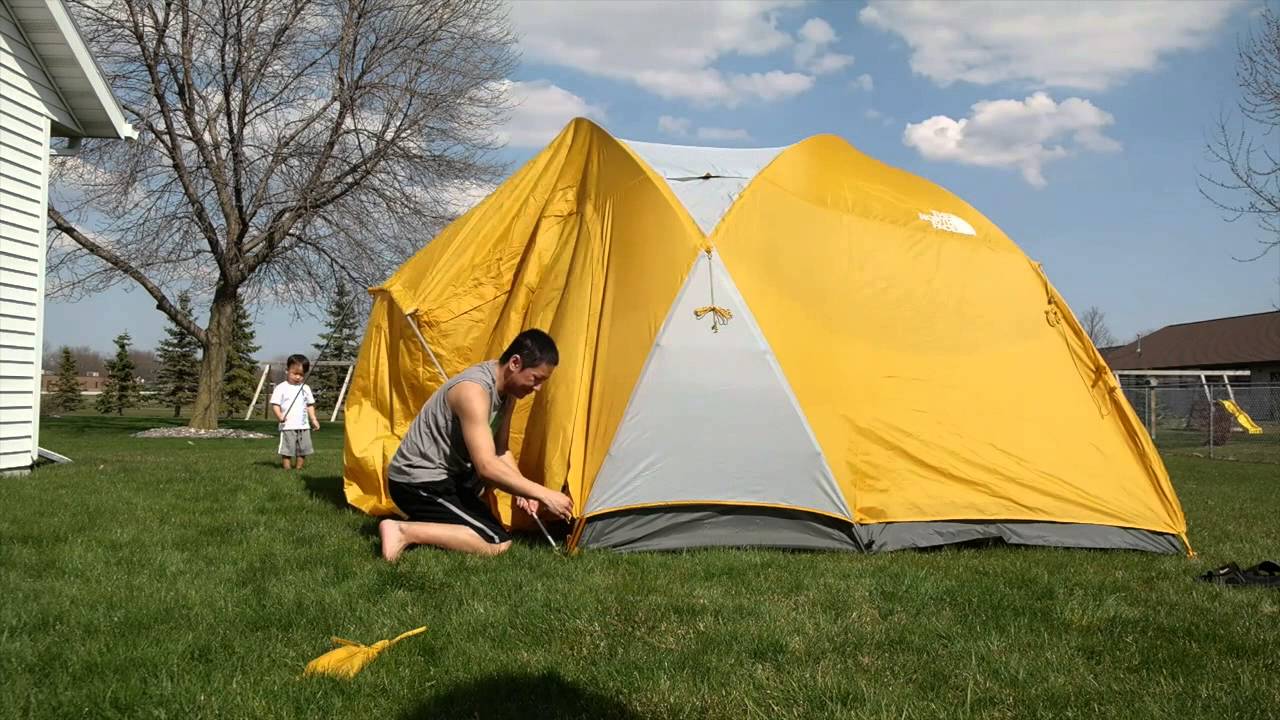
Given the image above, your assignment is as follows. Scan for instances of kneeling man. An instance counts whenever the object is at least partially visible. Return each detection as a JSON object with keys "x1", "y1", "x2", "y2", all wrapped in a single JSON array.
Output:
[{"x1": 379, "y1": 329, "x2": 574, "y2": 561}]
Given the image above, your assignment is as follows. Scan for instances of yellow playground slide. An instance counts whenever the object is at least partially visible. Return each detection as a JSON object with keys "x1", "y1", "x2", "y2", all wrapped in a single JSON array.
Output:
[{"x1": 1219, "y1": 400, "x2": 1264, "y2": 434}]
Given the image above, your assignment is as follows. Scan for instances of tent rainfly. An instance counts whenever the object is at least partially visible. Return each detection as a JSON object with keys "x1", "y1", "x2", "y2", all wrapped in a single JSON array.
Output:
[{"x1": 341, "y1": 118, "x2": 1191, "y2": 556}]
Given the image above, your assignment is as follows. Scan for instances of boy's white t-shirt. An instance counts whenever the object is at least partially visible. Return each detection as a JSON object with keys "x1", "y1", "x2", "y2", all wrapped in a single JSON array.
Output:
[{"x1": 270, "y1": 382, "x2": 314, "y2": 429}]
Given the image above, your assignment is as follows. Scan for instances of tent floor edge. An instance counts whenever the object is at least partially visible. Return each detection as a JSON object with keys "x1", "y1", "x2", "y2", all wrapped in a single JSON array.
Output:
[
  {"x1": 576, "y1": 505, "x2": 862, "y2": 553},
  {"x1": 573, "y1": 506, "x2": 1186, "y2": 555},
  {"x1": 854, "y1": 520, "x2": 1185, "y2": 555}
]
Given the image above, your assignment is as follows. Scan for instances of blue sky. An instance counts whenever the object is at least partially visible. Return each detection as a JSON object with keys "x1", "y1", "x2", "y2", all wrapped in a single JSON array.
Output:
[{"x1": 44, "y1": 0, "x2": 1278, "y2": 360}]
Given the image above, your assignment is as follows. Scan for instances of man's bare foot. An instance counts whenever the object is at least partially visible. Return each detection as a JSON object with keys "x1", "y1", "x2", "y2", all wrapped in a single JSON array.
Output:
[{"x1": 379, "y1": 519, "x2": 407, "y2": 563}]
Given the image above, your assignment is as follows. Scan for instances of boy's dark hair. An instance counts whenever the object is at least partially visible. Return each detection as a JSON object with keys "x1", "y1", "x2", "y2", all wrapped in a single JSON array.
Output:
[
  {"x1": 286, "y1": 354, "x2": 310, "y2": 373},
  {"x1": 500, "y1": 329, "x2": 558, "y2": 368}
]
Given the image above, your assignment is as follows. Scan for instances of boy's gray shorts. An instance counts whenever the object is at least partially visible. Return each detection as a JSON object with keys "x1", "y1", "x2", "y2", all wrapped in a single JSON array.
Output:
[{"x1": 278, "y1": 428, "x2": 313, "y2": 457}]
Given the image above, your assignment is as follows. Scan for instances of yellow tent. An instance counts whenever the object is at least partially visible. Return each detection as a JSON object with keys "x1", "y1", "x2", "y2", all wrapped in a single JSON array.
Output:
[{"x1": 342, "y1": 118, "x2": 1191, "y2": 555}]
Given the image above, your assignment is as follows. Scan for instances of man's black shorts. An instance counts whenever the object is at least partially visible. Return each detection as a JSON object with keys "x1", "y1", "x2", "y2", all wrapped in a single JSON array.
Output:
[{"x1": 388, "y1": 479, "x2": 511, "y2": 545}]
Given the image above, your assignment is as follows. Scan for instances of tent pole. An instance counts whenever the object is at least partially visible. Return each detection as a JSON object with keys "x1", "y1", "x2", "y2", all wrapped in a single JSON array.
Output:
[{"x1": 404, "y1": 312, "x2": 449, "y2": 383}]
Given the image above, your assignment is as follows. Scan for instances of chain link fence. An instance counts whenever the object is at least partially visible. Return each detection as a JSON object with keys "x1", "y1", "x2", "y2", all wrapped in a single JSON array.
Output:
[{"x1": 1118, "y1": 381, "x2": 1280, "y2": 464}]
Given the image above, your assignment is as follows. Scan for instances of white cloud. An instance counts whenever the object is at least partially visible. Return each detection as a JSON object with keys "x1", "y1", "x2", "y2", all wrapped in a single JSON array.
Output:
[
  {"x1": 441, "y1": 180, "x2": 497, "y2": 215},
  {"x1": 860, "y1": 0, "x2": 1243, "y2": 91},
  {"x1": 657, "y1": 115, "x2": 752, "y2": 143},
  {"x1": 864, "y1": 108, "x2": 893, "y2": 126},
  {"x1": 808, "y1": 53, "x2": 855, "y2": 75},
  {"x1": 696, "y1": 127, "x2": 752, "y2": 142},
  {"x1": 798, "y1": 16, "x2": 836, "y2": 45},
  {"x1": 495, "y1": 80, "x2": 605, "y2": 148},
  {"x1": 658, "y1": 115, "x2": 692, "y2": 137},
  {"x1": 509, "y1": 1, "x2": 819, "y2": 106},
  {"x1": 794, "y1": 17, "x2": 854, "y2": 75},
  {"x1": 902, "y1": 92, "x2": 1120, "y2": 187},
  {"x1": 728, "y1": 71, "x2": 815, "y2": 102},
  {"x1": 851, "y1": 73, "x2": 874, "y2": 91}
]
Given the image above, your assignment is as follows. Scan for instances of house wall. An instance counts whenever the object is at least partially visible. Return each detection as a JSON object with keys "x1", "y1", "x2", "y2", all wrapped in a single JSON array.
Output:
[
  {"x1": 39, "y1": 373, "x2": 107, "y2": 393},
  {"x1": 1, "y1": 0, "x2": 57, "y2": 472},
  {"x1": 1248, "y1": 363, "x2": 1280, "y2": 383}
]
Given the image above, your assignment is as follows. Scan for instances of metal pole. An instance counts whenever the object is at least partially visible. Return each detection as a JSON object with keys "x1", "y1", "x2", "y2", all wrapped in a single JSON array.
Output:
[
  {"x1": 1209, "y1": 384, "x2": 1215, "y2": 459},
  {"x1": 1147, "y1": 382, "x2": 1156, "y2": 440},
  {"x1": 330, "y1": 363, "x2": 355, "y2": 423},
  {"x1": 244, "y1": 363, "x2": 270, "y2": 420},
  {"x1": 262, "y1": 370, "x2": 274, "y2": 419}
]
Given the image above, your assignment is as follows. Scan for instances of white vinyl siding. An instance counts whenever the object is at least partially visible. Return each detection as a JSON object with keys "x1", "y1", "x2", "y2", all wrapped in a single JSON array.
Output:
[
  {"x1": 0, "y1": 0, "x2": 52, "y2": 472},
  {"x1": 0, "y1": 1, "x2": 77, "y2": 131}
]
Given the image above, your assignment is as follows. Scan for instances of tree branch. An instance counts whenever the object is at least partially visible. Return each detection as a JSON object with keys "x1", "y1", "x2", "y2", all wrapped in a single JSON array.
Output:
[{"x1": 48, "y1": 205, "x2": 209, "y2": 346}]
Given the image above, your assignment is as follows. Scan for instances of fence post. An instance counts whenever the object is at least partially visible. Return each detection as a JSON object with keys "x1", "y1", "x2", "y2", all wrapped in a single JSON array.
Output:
[
  {"x1": 1147, "y1": 379, "x2": 1157, "y2": 441},
  {"x1": 1209, "y1": 385, "x2": 1215, "y2": 460}
]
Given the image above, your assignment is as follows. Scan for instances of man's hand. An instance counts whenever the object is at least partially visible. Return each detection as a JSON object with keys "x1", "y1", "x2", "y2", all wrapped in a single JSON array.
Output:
[
  {"x1": 515, "y1": 496, "x2": 540, "y2": 516},
  {"x1": 537, "y1": 489, "x2": 574, "y2": 521}
]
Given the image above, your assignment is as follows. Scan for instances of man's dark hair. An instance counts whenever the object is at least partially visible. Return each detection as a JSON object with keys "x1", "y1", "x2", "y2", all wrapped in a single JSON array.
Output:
[
  {"x1": 286, "y1": 353, "x2": 311, "y2": 373},
  {"x1": 500, "y1": 329, "x2": 558, "y2": 368}
]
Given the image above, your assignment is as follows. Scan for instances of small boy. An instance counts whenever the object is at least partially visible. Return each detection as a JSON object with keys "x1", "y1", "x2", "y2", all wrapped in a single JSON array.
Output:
[{"x1": 270, "y1": 353, "x2": 320, "y2": 469}]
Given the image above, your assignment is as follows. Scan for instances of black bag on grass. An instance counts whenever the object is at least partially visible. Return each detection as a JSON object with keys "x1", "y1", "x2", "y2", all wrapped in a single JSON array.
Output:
[{"x1": 1196, "y1": 561, "x2": 1280, "y2": 588}]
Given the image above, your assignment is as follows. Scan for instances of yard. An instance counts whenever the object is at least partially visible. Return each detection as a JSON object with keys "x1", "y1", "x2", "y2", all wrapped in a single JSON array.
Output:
[{"x1": 3, "y1": 416, "x2": 1278, "y2": 719}]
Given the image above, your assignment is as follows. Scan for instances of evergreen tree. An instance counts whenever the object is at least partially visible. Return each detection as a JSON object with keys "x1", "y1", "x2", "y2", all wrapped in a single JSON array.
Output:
[
  {"x1": 95, "y1": 332, "x2": 138, "y2": 416},
  {"x1": 156, "y1": 292, "x2": 202, "y2": 418},
  {"x1": 50, "y1": 347, "x2": 84, "y2": 413},
  {"x1": 310, "y1": 283, "x2": 361, "y2": 412},
  {"x1": 221, "y1": 299, "x2": 261, "y2": 417}
]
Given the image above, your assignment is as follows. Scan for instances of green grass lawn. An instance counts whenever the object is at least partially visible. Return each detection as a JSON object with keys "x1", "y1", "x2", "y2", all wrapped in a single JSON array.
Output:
[
  {"x1": 1154, "y1": 425, "x2": 1280, "y2": 465},
  {"x1": 3, "y1": 417, "x2": 1278, "y2": 719}
]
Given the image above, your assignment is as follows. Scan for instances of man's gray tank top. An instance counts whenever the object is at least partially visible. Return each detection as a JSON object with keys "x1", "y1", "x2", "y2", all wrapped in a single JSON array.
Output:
[{"x1": 387, "y1": 360, "x2": 508, "y2": 489}]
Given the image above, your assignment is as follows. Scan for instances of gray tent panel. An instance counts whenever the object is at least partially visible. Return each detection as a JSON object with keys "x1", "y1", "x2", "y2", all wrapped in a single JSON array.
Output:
[
  {"x1": 855, "y1": 520, "x2": 1184, "y2": 554},
  {"x1": 585, "y1": 250, "x2": 849, "y2": 520},
  {"x1": 618, "y1": 140, "x2": 790, "y2": 234},
  {"x1": 578, "y1": 506, "x2": 861, "y2": 553}
]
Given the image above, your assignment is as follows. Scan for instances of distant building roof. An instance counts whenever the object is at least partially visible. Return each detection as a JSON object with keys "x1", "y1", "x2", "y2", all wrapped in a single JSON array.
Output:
[{"x1": 1103, "y1": 310, "x2": 1280, "y2": 370}]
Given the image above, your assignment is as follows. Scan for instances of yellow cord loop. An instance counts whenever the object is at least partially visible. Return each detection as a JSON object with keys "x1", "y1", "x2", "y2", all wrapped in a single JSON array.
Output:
[{"x1": 693, "y1": 249, "x2": 733, "y2": 332}]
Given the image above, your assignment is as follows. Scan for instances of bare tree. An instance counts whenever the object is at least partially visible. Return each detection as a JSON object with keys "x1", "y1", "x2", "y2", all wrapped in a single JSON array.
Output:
[
  {"x1": 44, "y1": 346, "x2": 108, "y2": 376},
  {"x1": 1200, "y1": 4, "x2": 1280, "y2": 293},
  {"x1": 1080, "y1": 306, "x2": 1117, "y2": 348},
  {"x1": 48, "y1": 0, "x2": 516, "y2": 428}
]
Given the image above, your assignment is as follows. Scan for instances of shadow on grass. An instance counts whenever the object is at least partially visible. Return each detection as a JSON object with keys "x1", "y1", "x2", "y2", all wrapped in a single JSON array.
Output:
[
  {"x1": 302, "y1": 475, "x2": 348, "y2": 509},
  {"x1": 41, "y1": 415, "x2": 187, "y2": 435},
  {"x1": 401, "y1": 671, "x2": 639, "y2": 720}
]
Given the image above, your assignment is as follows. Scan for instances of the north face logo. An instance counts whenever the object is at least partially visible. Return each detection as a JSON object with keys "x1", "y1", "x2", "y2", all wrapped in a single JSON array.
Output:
[{"x1": 919, "y1": 210, "x2": 976, "y2": 236}]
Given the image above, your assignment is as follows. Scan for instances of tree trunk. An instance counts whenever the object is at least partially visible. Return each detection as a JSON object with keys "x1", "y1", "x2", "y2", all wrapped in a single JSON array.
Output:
[
  {"x1": 188, "y1": 289, "x2": 237, "y2": 429},
  {"x1": 173, "y1": 404, "x2": 180, "y2": 419}
]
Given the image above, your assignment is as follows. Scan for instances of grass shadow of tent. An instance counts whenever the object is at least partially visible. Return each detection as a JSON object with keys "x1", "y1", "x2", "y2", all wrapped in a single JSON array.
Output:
[
  {"x1": 301, "y1": 474, "x2": 350, "y2": 510},
  {"x1": 400, "y1": 671, "x2": 640, "y2": 720}
]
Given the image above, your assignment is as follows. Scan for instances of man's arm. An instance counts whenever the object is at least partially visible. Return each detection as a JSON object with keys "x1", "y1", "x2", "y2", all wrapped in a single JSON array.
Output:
[{"x1": 448, "y1": 382, "x2": 572, "y2": 520}]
